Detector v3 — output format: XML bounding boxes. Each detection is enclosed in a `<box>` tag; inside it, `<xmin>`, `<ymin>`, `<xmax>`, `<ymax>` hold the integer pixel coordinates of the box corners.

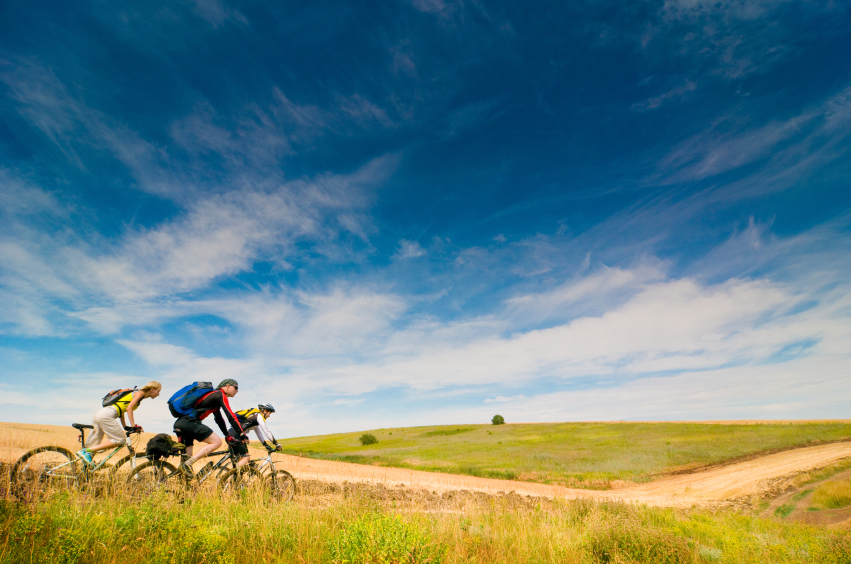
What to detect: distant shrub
<box><xmin>359</xmin><ymin>433</ymin><xmax>378</xmax><ymax>446</ymax></box>
<box><xmin>492</xmin><ymin>414</ymin><xmax>505</xmax><ymax>425</ymax></box>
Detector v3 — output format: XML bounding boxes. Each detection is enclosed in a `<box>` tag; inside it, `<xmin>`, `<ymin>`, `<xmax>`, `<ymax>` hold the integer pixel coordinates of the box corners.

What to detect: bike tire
<box><xmin>112</xmin><ymin>453</ymin><xmax>149</xmax><ymax>474</ymax></box>
<box><xmin>125</xmin><ymin>459</ymin><xmax>184</xmax><ymax>497</ymax></box>
<box><xmin>11</xmin><ymin>446</ymin><xmax>83</xmax><ymax>500</ymax></box>
<box><xmin>214</xmin><ymin>458</ymin><xmax>237</xmax><ymax>481</ymax></box>
<box><xmin>218</xmin><ymin>466</ymin><xmax>264</xmax><ymax>494</ymax></box>
<box><xmin>266</xmin><ymin>469</ymin><xmax>296</xmax><ymax>502</ymax></box>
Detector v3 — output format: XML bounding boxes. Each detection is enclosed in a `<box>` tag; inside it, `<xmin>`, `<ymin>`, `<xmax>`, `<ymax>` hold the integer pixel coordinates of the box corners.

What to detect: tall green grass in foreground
<box><xmin>279</xmin><ymin>422</ymin><xmax>851</xmax><ymax>488</ymax></box>
<box><xmin>2</xmin><ymin>488</ymin><xmax>850</xmax><ymax>564</ymax></box>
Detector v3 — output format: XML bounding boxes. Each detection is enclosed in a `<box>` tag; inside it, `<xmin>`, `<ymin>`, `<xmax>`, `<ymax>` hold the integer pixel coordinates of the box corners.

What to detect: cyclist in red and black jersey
<box><xmin>173</xmin><ymin>378</ymin><xmax>247</xmax><ymax>474</ymax></box>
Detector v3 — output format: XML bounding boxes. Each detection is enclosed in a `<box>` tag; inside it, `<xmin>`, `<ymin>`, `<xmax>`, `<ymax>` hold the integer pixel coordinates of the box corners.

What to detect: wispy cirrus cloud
<box><xmin>0</xmin><ymin>156</ymin><xmax>395</xmax><ymax>335</ymax></box>
<box><xmin>650</xmin><ymin>86</ymin><xmax>851</xmax><ymax>207</ymax></box>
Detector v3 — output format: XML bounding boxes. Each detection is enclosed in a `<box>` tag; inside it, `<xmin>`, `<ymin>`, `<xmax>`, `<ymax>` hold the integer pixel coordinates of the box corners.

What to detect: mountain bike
<box><xmin>125</xmin><ymin>442</ymin><xmax>258</xmax><ymax>495</ymax></box>
<box><xmin>218</xmin><ymin>445</ymin><xmax>296</xmax><ymax>502</ymax></box>
<box><xmin>126</xmin><ymin>443</ymin><xmax>295</xmax><ymax>501</ymax></box>
<box><xmin>11</xmin><ymin>423</ymin><xmax>143</xmax><ymax>500</ymax></box>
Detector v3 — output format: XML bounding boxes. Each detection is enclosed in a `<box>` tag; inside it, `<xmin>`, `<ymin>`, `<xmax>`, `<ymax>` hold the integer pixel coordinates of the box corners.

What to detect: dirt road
<box><xmin>3</xmin><ymin>422</ymin><xmax>849</xmax><ymax>509</ymax></box>
<box><xmin>276</xmin><ymin>441</ymin><xmax>851</xmax><ymax>508</ymax></box>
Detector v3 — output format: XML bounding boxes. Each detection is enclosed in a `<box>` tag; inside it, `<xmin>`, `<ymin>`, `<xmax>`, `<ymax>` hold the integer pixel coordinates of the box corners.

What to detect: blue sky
<box><xmin>1</xmin><ymin>0</ymin><xmax>850</xmax><ymax>437</ymax></box>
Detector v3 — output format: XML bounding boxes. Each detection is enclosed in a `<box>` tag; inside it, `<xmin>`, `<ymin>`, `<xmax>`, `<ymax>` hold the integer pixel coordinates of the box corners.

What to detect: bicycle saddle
<box><xmin>72</xmin><ymin>423</ymin><xmax>94</xmax><ymax>430</ymax></box>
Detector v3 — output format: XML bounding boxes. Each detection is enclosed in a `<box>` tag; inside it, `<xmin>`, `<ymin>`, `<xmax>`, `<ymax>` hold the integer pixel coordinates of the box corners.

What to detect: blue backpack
<box><xmin>168</xmin><ymin>381</ymin><xmax>213</xmax><ymax>417</ymax></box>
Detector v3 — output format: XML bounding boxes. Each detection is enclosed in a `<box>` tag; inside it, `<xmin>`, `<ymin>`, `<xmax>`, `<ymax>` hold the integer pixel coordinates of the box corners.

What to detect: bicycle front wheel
<box><xmin>125</xmin><ymin>460</ymin><xmax>184</xmax><ymax>497</ymax></box>
<box><xmin>266</xmin><ymin>469</ymin><xmax>296</xmax><ymax>502</ymax></box>
<box><xmin>112</xmin><ymin>453</ymin><xmax>149</xmax><ymax>476</ymax></box>
<box><xmin>11</xmin><ymin>446</ymin><xmax>83</xmax><ymax>500</ymax></box>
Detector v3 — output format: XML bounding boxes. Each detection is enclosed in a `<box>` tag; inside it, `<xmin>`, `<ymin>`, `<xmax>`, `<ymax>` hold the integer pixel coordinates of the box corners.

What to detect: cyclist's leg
<box><xmin>175</xmin><ymin>418</ymin><xmax>219</xmax><ymax>468</ymax></box>
<box><xmin>191</xmin><ymin>433</ymin><xmax>222</xmax><ymax>461</ymax></box>
<box><xmin>173</xmin><ymin>416</ymin><xmax>202</xmax><ymax>458</ymax></box>
<box><xmin>84</xmin><ymin>407</ymin><xmax>126</xmax><ymax>454</ymax></box>
<box><xmin>228</xmin><ymin>427</ymin><xmax>250</xmax><ymax>467</ymax></box>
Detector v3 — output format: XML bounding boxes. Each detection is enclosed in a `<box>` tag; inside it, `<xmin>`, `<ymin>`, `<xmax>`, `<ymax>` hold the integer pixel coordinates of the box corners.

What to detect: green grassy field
<box><xmin>278</xmin><ymin>421</ymin><xmax>851</xmax><ymax>488</ymax></box>
<box><xmin>3</xmin><ymin>485</ymin><xmax>850</xmax><ymax>564</ymax></box>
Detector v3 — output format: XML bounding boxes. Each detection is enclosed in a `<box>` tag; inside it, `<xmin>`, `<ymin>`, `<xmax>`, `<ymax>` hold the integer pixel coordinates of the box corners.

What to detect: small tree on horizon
<box><xmin>359</xmin><ymin>433</ymin><xmax>378</xmax><ymax>445</ymax></box>
<box><xmin>492</xmin><ymin>414</ymin><xmax>505</xmax><ymax>425</ymax></box>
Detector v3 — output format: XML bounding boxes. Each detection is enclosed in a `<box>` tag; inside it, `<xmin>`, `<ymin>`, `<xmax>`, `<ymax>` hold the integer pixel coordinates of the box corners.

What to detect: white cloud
<box><xmin>484</xmin><ymin>395</ymin><xmax>526</xmax><ymax>404</ymax></box>
<box><xmin>205</xmin><ymin>286</ymin><xmax>408</xmax><ymax>358</ymax></box>
<box><xmin>632</xmin><ymin>81</ymin><xmax>697</xmax><ymax>112</ymax></box>
<box><xmin>393</xmin><ymin>239</ymin><xmax>426</xmax><ymax>260</ymax></box>
<box><xmin>493</xmin><ymin>353</ymin><xmax>851</xmax><ymax>423</ymax></box>
<box><xmin>282</xmin><ymin>270</ymin><xmax>847</xmax><ymax>400</ymax></box>
<box><xmin>117</xmin><ymin>339</ymin><xmax>197</xmax><ymax>367</ymax></box>
<box><xmin>504</xmin><ymin>262</ymin><xmax>667</xmax><ymax>324</ymax></box>
<box><xmin>0</xmin><ymin>155</ymin><xmax>395</xmax><ymax>335</ymax></box>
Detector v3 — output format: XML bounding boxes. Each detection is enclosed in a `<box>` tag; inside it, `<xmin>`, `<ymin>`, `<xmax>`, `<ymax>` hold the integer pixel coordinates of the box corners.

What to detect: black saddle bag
<box><xmin>145</xmin><ymin>433</ymin><xmax>187</xmax><ymax>460</ymax></box>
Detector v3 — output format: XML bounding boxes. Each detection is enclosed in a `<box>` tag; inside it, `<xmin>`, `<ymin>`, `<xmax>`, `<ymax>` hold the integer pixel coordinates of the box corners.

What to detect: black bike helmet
<box><xmin>258</xmin><ymin>403</ymin><xmax>275</xmax><ymax>413</ymax></box>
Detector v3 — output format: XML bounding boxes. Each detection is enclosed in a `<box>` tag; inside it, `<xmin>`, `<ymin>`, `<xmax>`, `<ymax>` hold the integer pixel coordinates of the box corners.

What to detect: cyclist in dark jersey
<box><xmin>173</xmin><ymin>378</ymin><xmax>246</xmax><ymax>474</ymax></box>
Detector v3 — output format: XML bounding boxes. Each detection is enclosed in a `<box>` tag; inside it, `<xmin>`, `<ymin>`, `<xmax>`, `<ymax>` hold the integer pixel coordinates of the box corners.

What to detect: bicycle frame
<box><xmin>248</xmin><ymin>452</ymin><xmax>276</xmax><ymax>474</ymax></box>
<box><xmin>180</xmin><ymin>448</ymin><xmax>240</xmax><ymax>485</ymax></box>
<box><xmin>77</xmin><ymin>427</ymin><xmax>143</xmax><ymax>473</ymax></box>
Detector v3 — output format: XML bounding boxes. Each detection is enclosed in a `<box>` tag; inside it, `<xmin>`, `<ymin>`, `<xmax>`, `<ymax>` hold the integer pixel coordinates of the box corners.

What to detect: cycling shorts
<box><xmin>173</xmin><ymin>417</ymin><xmax>213</xmax><ymax>447</ymax></box>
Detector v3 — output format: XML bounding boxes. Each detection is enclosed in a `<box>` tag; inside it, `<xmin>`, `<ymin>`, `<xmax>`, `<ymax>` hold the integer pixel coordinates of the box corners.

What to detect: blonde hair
<box><xmin>140</xmin><ymin>381</ymin><xmax>162</xmax><ymax>393</ymax></box>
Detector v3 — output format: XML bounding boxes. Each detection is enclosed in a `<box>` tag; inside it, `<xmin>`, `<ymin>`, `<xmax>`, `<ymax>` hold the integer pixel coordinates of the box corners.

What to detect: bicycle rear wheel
<box><xmin>266</xmin><ymin>469</ymin><xmax>296</xmax><ymax>502</ymax></box>
<box><xmin>218</xmin><ymin>466</ymin><xmax>264</xmax><ymax>495</ymax></box>
<box><xmin>11</xmin><ymin>446</ymin><xmax>83</xmax><ymax>500</ymax></box>
<box><xmin>125</xmin><ymin>460</ymin><xmax>184</xmax><ymax>497</ymax></box>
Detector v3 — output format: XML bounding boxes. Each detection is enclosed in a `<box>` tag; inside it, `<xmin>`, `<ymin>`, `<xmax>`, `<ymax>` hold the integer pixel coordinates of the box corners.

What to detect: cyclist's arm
<box><xmin>212</xmin><ymin>410</ymin><xmax>230</xmax><ymax>437</ymax></box>
<box><xmin>254</xmin><ymin>413</ymin><xmax>276</xmax><ymax>444</ymax></box>
<box><xmin>198</xmin><ymin>390</ymin><xmax>244</xmax><ymax>436</ymax></box>
<box><xmin>219</xmin><ymin>393</ymin><xmax>244</xmax><ymax>435</ymax></box>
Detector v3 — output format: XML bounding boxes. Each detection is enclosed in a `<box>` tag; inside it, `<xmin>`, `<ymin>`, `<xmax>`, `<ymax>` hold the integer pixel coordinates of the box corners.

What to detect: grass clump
<box><xmin>774</xmin><ymin>504</ymin><xmax>795</xmax><ymax>518</ymax></box>
<box><xmin>152</xmin><ymin>517</ymin><xmax>234</xmax><ymax>564</ymax></box>
<box><xmin>420</xmin><ymin>428</ymin><xmax>474</xmax><ymax>438</ymax></box>
<box><xmin>328</xmin><ymin>513</ymin><xmax>445</xmax><ymax>564</ymax></box>
<box><xmin>584</xmin><ymin>513</ymin><xmax>693</xmax><ymax>564</ymax></box>
<box><xmin>811</xmin><ymin>479</ymin><xmax>851</xmax><ymax>510</ymax></box>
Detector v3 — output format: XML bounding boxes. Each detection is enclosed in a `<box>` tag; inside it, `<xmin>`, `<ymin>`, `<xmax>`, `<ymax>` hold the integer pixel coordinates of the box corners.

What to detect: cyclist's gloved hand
<box><xmin>124</xmin><ymin>426</ymin><xmax>134</xmax><ymax>432</ymax></box>
<box><xmin>273</xmin><ymin>442</ymin><xmax>282</xmax><ymax>452</ymax></box>
<box><xmin>133</xmin><ymin>425</ymin><xmax>143</xmax><ymax>432</ymax></box>
<box><xmin>240</xmin><ymin>434</ymin><xmax>249</xmax><ymax>443</ymax></box>
<box><xmin>225</xmin><ymin>435</ymin><xmax>239</xmax><ymax>445</ymax></box>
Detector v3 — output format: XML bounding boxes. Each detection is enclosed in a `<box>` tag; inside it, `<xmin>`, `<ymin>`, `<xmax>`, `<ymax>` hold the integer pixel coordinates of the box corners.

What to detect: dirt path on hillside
<box><xmin>3</xmin><ymin>422</ymin><xmax>850</xmax><ymax>509</ymax></box>
<box><xmin>275</xmin><ymin>441</ymin><xmax>851</xmax><ymax>508</ymax></box>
